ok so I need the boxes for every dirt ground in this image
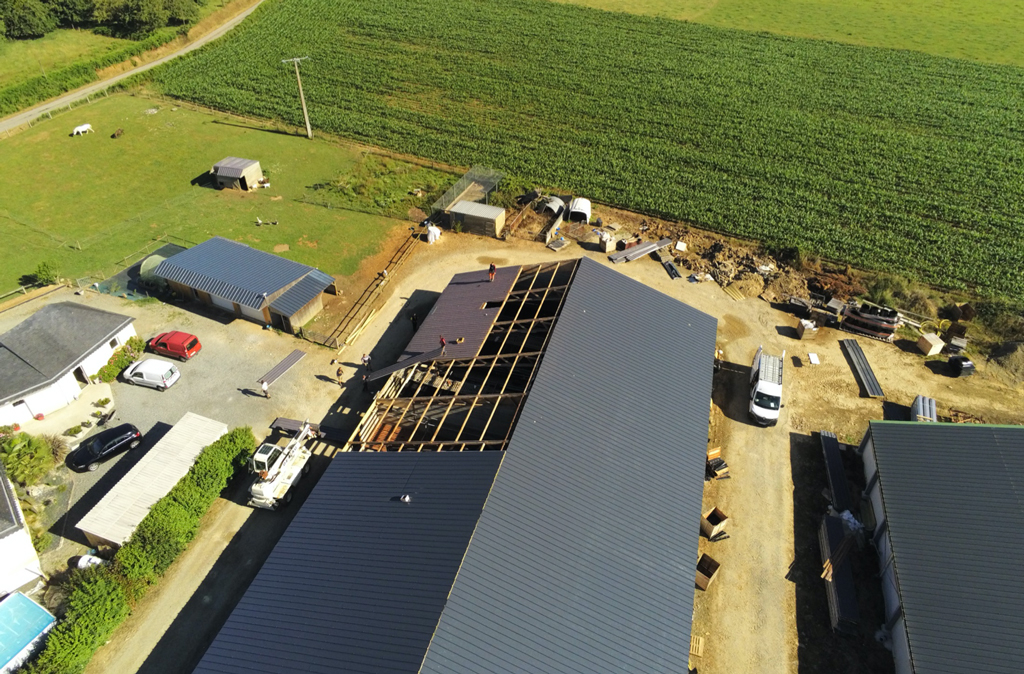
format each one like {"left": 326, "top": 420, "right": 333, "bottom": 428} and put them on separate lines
{"left": 60, "top": 225, "right": 1022, "bottom": 674}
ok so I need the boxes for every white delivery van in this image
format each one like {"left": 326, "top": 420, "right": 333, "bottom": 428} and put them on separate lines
{"left": 749, "top": 346, "right": 784, "bottom": 426}
{"left": 123, "top": 358, "right": 181, "bottom": 391}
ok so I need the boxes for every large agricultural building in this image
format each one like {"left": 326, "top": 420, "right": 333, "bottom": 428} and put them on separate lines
{"left": 860, "top": 422, "right": 1024, "bottom": 674}
{"left": 154, "top": 237, "right": 336, "bottom": 333}
{"left": 193, "top": 257, "right": 719, "bottom": 673}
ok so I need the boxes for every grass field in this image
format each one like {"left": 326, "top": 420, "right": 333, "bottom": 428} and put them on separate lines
{"left": 151, "top": 0, "right": 1024, "bottom": 298}
{"left": 0, "top": 95, "right": 416, "bottom": 293}
{"left": 0, "top": 30, "right": 129, "bottom": 90}
{"left": 554, "top": 0, "right": 1024, "bottom": 68}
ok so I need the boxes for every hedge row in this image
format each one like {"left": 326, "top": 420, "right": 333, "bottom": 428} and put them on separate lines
{"left": 0, "top": 29, "right": 177, "bottom": 118}
{"left": 95, "top": 336, "right": 145, "bottom": 383}
{"left": 24, "top": 427, "right": 256, "bottom": 674}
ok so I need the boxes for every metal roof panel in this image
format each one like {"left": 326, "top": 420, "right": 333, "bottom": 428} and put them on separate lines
{"left": 869, "top": 421, "right": 1024, "bottom": 674}
{"left": 269, "top": 270, "right": 334, "bottom": 317}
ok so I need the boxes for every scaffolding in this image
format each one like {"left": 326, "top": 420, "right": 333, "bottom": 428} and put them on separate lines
{"left": 346, "top": 259, "right": 579, "bottom": 452}
{"left": 430, "top": 166, "right": 505, "bottom": 215}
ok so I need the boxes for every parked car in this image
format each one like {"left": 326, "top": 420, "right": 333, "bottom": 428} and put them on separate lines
{"left": 66, "top": 423, "right": 142, "bottom": 472}
{"left": 124, "top": 359, "right": 181, "bottom": 391}
{"left": 147, "top": 331, "right": 202, "bottom": 361}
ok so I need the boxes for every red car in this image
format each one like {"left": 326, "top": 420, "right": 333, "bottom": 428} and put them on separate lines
{"left": 147, "top": 331, "right": 202, "bottom": 361}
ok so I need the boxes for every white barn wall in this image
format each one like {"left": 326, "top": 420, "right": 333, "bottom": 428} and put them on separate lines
{"left": 78, "top": 324, "right": 137, "bottom": 377}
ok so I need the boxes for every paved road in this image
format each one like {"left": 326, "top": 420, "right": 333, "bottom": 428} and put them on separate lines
{"left": 0, "top": 0, "right": 264, "bottom": 135}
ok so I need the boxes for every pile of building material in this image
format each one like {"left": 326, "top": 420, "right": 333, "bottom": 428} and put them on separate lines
{"left": 840, "top": 301, "right": 900, "bottom": 341}
{"left": 608, "top": 238, "right": 672, "bottom": 264}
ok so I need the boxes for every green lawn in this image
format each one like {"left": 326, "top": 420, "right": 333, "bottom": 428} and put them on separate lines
{"left": 553, "top": 0, "right": 1024, "bottom": 67}
{"left": 0, "top": 95, "right": 413, "bottom": 293}
{"left": 0, "top": 30, "right": 129, "bottom": 90}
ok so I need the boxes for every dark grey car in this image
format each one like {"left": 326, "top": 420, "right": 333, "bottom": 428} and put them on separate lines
{"left": 66, "top": 423, "right": 142, "bottom": 472}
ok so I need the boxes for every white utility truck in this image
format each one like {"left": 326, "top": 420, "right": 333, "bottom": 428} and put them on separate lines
{"left": 749, "top": 346, "right": 784, "bottom": 427}
{"left": 247, "top": 421, "right": 315, "bottom": 509}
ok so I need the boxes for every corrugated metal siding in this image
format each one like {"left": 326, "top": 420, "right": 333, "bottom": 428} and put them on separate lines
{"left": 153, "top": 237, "right": 313, "bottom": 310}
{"left": 212, "top": 157, "right": 259, "bottom": 179}
{"left": 402, "top": 266, "right": 520, "bottom": 361}
{"left": 192, "top": 451, "right": 502, "bottom": 674}
{"left": 269, "top": 270, "right": 334, "bottom": 317}
{"left": 869, "top": 421, "right": 1024, "bottom": 674}
{"left": 420, "top": 257, "right": 718, "bottom": 673}
{"left": 449, "top": 201, "right": 505, "bottom": 219}
{"left": 76, "top": 413, "right": 227, "bottom": 546}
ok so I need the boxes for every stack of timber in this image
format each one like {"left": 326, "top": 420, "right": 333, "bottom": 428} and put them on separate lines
{"left": 840, "top": 301, "right": 899, "bottom": 342}
{"left": 819, "top": 515, "right": 860, "bottom": 634}
{"left": 706, "top": 457, "right": 730, "bottom": 480}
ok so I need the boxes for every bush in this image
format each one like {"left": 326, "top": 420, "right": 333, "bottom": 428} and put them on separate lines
{"left": 24, "top": 567, "right": 131, "bottom": 674}
{"left": 96, "top": 336, "right": 146, "bottom": 383}
{"left": 0, "top": 431, "right": 55, "bottom": 486}
{"left": 64, "top": 425, "right": 82, "bottom": 437}
{"left": 24, "top": 261, "right": 61, "bottom": 286}
{"left": 112, "top": 427, "right": 255, "bottom": 591}
{"left": 95, "top": 398, "right": 112, "bottom": 407}
{"left": 42, "top": 434, "right": 69, "bottom": 461}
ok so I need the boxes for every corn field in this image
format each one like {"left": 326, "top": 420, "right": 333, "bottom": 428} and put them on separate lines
{"left": 153, "top": 0, "right": 1024, "bottom": 296}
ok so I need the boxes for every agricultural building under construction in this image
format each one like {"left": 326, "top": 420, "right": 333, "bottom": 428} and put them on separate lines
{"left": 195, "top": 256, "right": 719, "bottom": 673}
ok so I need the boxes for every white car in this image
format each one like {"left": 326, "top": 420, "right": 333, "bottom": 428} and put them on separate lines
{"left": 124, "top": 358, "right": 181, "bottom": 391}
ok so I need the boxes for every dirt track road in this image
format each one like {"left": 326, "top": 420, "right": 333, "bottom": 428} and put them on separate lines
{"left": 0, "top": 0, "right": 263, "bottom": 135}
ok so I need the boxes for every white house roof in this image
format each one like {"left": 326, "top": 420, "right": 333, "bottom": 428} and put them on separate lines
{"left": 76, "top": 413, "right": 228, "bottom": 546}
{"left": 0, "top": 302, "right": 134, "bottom": 406}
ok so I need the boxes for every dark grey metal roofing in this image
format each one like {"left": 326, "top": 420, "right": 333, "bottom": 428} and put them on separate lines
{"left": 0, "top": 465, "right": 24, "bottom": 540}
{"left": 367, "top": 347, "right": 443, "bottom": 382}
{"left": 212, "top": 157, "right": 259, "bottom": 179}
{"left": 402, "top": 265, "right": 519, "bottom": 361}
{"left": 153, "top": 237, "right": 314, "bottom": 310}
{"left": 269, "top": 269, "right": 334, "bottom": 317}
{"left": 420, "top": 256, "right": 719, "bottom": 673}
{"left": 840, "top": 339, "right": 885, "bottom": 398}
{"left": 192, "top": 451, "right": 502, "bottom": 674}
{"left": 0, "top": 302, "right": 134, "bottom": 405}
{"left": 869, "top": 421, "right": 1024, "bottom": 674}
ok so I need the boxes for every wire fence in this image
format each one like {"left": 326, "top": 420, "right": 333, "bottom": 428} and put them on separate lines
{"left": 430, "top": 166, "right": 504, "bottom": 215}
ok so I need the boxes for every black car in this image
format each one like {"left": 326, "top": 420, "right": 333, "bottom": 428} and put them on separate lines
{"left": 66, "top": 423, "right": 142, "bottom": 472}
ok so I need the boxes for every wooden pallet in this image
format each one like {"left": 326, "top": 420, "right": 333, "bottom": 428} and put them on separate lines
{"left": 723, "top": 284, "right": 745, "bottom": 301}
{"left": 690, "top": 635, "right": 705, "bottom": 657}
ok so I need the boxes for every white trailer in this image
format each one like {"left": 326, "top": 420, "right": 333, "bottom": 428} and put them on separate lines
{"left": 247, "top": 421, "right": 315, "bottom": 509}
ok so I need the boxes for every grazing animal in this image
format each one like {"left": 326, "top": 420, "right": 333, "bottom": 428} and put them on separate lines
{"left": 111, "top": 128, "right": 123, "bottom": 139}
{"left": 72, "top": 124, "right": 94, "bottom": 136}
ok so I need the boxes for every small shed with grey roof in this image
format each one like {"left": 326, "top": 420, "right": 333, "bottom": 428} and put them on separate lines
{"left": 154, "top": 237, "right": 336, "bottom": 333}
{"left": 448, "top": 200, "right": 506, "bottom": 238}
{"left": 0, "top": 302, "right": 136, "bottom": 426}
{"left": 211, "top": 157, "right": 263, "bottom": 191}
{"left": 76, "top": 412, "right": 227, "bottom": 548}
{"left": 860, "top": 421, "right": 1024, "bottom": 674}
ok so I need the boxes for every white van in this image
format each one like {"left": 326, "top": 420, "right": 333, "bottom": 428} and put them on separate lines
{"left": 124, "top": 358, "right": 181, "bottom": 391}
{"left": 749, "top": 346, "right": 784, "bottom": 426}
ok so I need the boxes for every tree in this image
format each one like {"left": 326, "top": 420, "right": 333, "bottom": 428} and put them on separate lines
{"left": 43, "top": 0, "right": 93, "bottom": 27}
{"left": 31, "top": 260, "right": 60, "bottom": 285}
{"left": 1, "top": 0, "right": 56, "bottom": 38}
{"left": 164, "top": 0, "right": 198, "bottom": 24}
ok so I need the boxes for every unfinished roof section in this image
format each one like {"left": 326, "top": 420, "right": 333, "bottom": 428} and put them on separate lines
{"left": 868, "top": 422, "right": 1024, "bottom": 674}
{"left": 212, "top": 157, "right": 259, "bottom": 179}
{"left": 352, "top": 259, "right": 578, "bottom": 452}
{"left": 192, "top": 451, "right": 502, "bottom": 674}
{"left": 154, "top": 237, "right": 315, "bottom": 310}
{"left": 76, "top": 413, "right": 227, "bottom": 547}
{"left": 419, "top": 256, "right": 718, "bottom": 673}
{"left": 0, "top": 302, "right": 134, "bottom": 405}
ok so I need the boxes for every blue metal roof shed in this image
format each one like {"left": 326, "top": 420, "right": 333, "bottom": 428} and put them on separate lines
{"left": 0, "top": 593, "right": 55, "bottom": 673}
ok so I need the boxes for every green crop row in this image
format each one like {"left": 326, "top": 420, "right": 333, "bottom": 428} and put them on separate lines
{"left": 152, "top": 0, "right": 1024, "bottom": 296}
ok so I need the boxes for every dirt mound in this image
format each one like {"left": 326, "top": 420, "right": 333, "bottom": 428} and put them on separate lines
{"left": 990, "top": 342, "right": 1024, "bottom": 382}
{"left": 731, "top": 271, "right": 765, "bottom": 298}
{"left": 761, "top": 271, "right": 807, "bottom": 303}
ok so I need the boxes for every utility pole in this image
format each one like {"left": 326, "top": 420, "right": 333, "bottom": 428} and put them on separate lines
{"left": 282, "top": 57, "right": 312, "bottom": 139}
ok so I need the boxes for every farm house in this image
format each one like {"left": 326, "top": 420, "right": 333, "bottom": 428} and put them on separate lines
{"left": 447, "top": 200, "right": 506, "bottom": 238}
{"left": 211, "top": 157, "right": 263, "bottom": 191}
{"left": 0, "top": 466, "right": 45, "bottom": 597}
{"left": 0, "top": 303, "right": 136, "bottom": 426}
{"left": 860, "top": 422, "right": 1024, "bottom": 674}
{"left": 192, "top": 258, "right": 720, "bottom": 673}
{"left": 154, "top": 237, "right": 336, "bottom": 333}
